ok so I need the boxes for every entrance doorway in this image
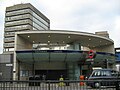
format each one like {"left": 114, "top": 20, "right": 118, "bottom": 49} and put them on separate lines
{"left": 35, "top": 70, "right": 67, "bottom": 80}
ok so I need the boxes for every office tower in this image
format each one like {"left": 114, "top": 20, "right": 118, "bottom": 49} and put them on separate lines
{"left": 4, "top": 3, "right": 50, "bottom": 53}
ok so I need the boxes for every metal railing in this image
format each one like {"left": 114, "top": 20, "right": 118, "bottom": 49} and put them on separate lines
{"left": 0, "top": 80, "right": 119, "bottom": 90}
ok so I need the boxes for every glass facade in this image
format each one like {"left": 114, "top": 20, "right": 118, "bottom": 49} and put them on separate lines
{"left": 33, "top": 43, "right": 81, "bottom": 50}
{"left": 32, "top": 11, "right": 49, "bottom": 26}
{"left": 33, "top": 17, "right": 49, "bottom": 30}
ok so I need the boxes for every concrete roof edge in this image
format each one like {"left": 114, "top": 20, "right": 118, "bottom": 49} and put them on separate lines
{"left": 16, "top": 30, "right": 114, "bottom": 43}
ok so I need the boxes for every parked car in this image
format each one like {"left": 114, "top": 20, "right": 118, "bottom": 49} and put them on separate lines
{"left": 86, "top": 69, "right": 120, "bottom": 88}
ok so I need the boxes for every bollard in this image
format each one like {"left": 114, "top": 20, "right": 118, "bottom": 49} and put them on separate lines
{"left": 80, "top": 75, "right": 84, "bottom": 86}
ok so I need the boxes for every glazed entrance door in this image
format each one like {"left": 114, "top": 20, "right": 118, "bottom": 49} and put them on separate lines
{"left": 35, "top": 70, "right": 67, "bottom": 80}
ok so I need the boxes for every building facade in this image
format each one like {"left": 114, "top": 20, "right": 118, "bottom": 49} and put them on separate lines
{"left": 14, "top": 30, "right": 115, "bottom": 80}
{"left": 0, "top": 3, "right": 116, "bottom": 81}
{"left": 4, "top": 3, "right": 50, "bottom": 53}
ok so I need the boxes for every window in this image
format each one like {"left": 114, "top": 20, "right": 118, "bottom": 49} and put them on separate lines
{"left": 111, "top": 71, "right": 118, "bottom": 76}
{"left": 33, "top": 11, "right": 49, "bottom": 26}
{"left": 6, "top": 14, "right": 30, "bottom": 21}
{"left": 5, "top": 25, "right": 29, "bottom": 31}
{"left": 9, "top": 48, "right": 14, "bottom": 51}
{"left": 20, "top": 70, "right": 29, "bottom": 77}
{"left": 6, "top": 20, "right": 29, "bottom": 25}
{"left": 92, "top": 71, "right": 101, "bottom": 76}
{"left": 33, "top": 22, "right": 45, "bottom": 30}
{"left": 33, "top": 17, "right": 48, "bottom": 30}
{"left": 6, "top": 9, "right": 30, "bottom": 15}
{"left": 92, "top": 70, "right": 111, "bottom": 77}
{"left": 105, "top": 71, "right": 111, "bottom": 76}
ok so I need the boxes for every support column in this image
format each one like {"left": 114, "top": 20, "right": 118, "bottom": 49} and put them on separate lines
{"left": 74, "top": 63, "right": 80, "bottom": 80}
{"left": 67, "top": 62, "right": 80, "bottom": 80}
{"left": 73, "top": 42, "right": 81, "bottom": 50}
{"left": 67, "top": 42, "right": 81, "bottom": 50}
{"left": 18, "top": 61, "right": 20, "bottom": 80}
{"left": 32, "top": 62, "right": 35, "bottom": 76}
{"left": 13, "top": 51, "right": 18, "bottom": 80}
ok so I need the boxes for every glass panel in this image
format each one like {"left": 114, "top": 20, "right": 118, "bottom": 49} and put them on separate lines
{"left": 33, "top": 17, "right": 48, "bottom": 30}
{"left": 50, "top": 53, "right": 66, "bottom": 61}
{"left": 33, "top": 11, "right": 49, "bottom": 26}
{"left": 66, "top": 53, "right": 81, "bottom": 61}
{"left": 33, "top": 22, "right": 45, "bottom": 30}
{"left": 20, "top": 70, "right": 29, "bottom": 77}
{"left": 33, "top": 53, "right": 49, "bottom": 62}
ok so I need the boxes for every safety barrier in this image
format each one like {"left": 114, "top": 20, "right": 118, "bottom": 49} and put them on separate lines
{"left": 0, "top": 80, "right": 119, "bottom": 90}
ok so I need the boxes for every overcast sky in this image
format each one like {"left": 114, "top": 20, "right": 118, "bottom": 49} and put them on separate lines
{"left": 0, "top": 0, "right": 120, "bottom": 53}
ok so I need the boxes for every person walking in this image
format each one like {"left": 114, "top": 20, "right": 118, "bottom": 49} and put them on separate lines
{"left": 59, "top": 75, "right": 65, "bottom": 86}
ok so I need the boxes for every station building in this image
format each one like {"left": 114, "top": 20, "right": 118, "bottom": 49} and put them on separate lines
{"left": 115, "top": 48, "right": 120, "bottom": 72}
{"left": 0, "top": 3, "right": 116, "bottom": 80}
{"left": 14, "top": 30, "right": 115, "bottom": 80}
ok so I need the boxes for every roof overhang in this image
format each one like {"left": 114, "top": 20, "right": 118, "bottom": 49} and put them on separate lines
{"left": 16, "top": 30, "right": 114, "bottom": 48}
{"left": 16, "top": 50, "right": 116, "bottom": 63}
{"left": 16, "top": 50, "right": 84, "bottom": 63}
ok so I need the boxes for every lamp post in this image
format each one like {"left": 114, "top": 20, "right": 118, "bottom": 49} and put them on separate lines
{"left": 104, "top": 59, "right": 108, "bottom": 68}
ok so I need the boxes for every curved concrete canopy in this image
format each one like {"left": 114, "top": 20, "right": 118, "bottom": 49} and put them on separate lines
{"left": 16, "top": 30, "right": 114, "bottom": 48}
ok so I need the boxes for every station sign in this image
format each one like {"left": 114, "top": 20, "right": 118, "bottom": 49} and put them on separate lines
{"left": 6, "top": 64, "right": 13, "bottom": 67}
{"left": 88, "top": 50, "right": 96, "bottom": 59}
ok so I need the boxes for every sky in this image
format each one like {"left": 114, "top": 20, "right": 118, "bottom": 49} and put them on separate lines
{"left": 0, "top": 0, "right": 120, "bottom": 53}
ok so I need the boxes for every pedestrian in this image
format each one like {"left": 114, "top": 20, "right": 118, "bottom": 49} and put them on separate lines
{"left": 59, "top": 75, "right": 65, "bottom": 86}
{"left": 42, "top": 74, "right": 46, "bottom": 81}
